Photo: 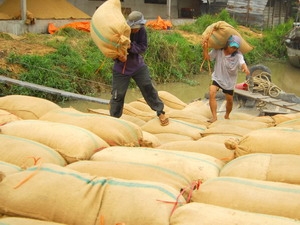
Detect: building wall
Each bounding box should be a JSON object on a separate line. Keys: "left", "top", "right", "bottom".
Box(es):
{"left": 67, "top": 0, "right": 203, "bottom": 19}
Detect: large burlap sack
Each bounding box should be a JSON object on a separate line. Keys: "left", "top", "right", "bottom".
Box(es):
{"left": 157, "top": 91, "right": 187, "bottom": 110}
{"left": 0, "top": 134, "right": 67, "bottom": 168}
{"left": 154, "top": 133, "right": 194, "bottom": 144}
{"left": 182, "top": 100, "right": 212, "bottom": 119}
{"left": 90, "top": 0, "right": 130, "bottom": 59}
{"left": 0, "top": 217, "right": 68, "bottom": 225}
{"left": 192, "top": 176, "right": 300, "bottom": 220}
{"left": 90, "top": 146, "right": 224, "bottom": 191}
{"left": 142, "top": 118, "right": 206, "bottom": 140}
{"left": 137, "top": 98, "right": 173, "bottom": 113}
{"left": 158, "top": 140, "right": 234, "bottom": 161}
{"left": 0, "top": 120, "right": 109, "bottom": 163}
{"left": 220, "top": 153, "right": 300, "bottom": 184}
{"left": 88, "top": 108, "right": 147, "bottom": 126}
{"left": 128, "top": 100, "right": 153, "bottom": 112}
{"left": 199, "top": 134, "right": 240, "bottom": 144}
{"left": 123, "top": 103, "right": 156, "bottom": 122}
{"left": 40, "top": 107, "right": 143, "bottom": 147}
{"left": 208, "top": 119, "right": 270, "bottom": 130}
{"left": 202, "top": 21, "right": 253, "bottom": 54}
{"left": 225, "top": 127, "right": 300, "bottom": 157}
{"left": 276, "top": 118, "right": 300, "bottom": 129}
{"left": 140, "top": 130, "right": 161, "bottom": 147}
{"left": 0, "top": 163, "right": 185, "bottom": 225}
{"left": 0, "top": 95, "right": 61, "bottom": 119}
{"left": 0, "top": 109, "right": 21, "bottom": 125}
{"left": 0, "top": 161, "right": 22, "bottom": 176}
{"left": 167, "top": 109, "right": 210, "bottom": 126}
{"left": 170, "top": 202, "right": 300, "bottom": 225}
{"left": 201, "top": 124, "right": 252, "bottom": 137}
{"left": 271, "top": 112, "right": 300, "bottom": 125}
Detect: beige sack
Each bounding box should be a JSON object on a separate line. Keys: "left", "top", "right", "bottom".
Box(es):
{"left": 201, "top": 124, "right": 252, "bottom": 137}
{"left": 0, "top": 217, "right": 68, "bottom": 225}
{"left": 158, "top": 140, "right": 234, "bottom": 161}
{"left": 168, "top": 109, "right": 210, "bottom": 126}
{"left": 225, "top": 127, "right": 300, "bottom": 157}
{"left": 40, "top": 107, "right": 143, "bottom": 147}
{"left": 0, "top": 163, "right": 185, "bottom": 225}
{"left": 0, "top": 109, "right": 21, "bottom": 125}
{"left": 271, "top": 112, "right": 300, "bottom": 125}
{"left": 170, "top": 202, "right": 300, "bottom": 225}
{"left": 90, "top": 0, "right": 131, "bottom": 59}
{"left": 0, "top": 134, "right": 67, "bottom": 168}
{"left": 154, "top": 133, "right": 194, "bottom": 144}
{"left": 220, "top": 153, "right": 300, "bottom": 184}
{"left": 208, "top": 119, "right": 270, "bottom": 130}
{"left": 142, "top": 118, "right": 206, "bottom": 140}
{"left": 128, "top": 100, "right": 153, "bottom": 112}
{"left": 158, "top": 91, "right": 187, "bottom": 110}
{"left": 0, "top": 161, "right": 22, "bottom": 176}
{"left": 140, "top": 131, "right": 161, "bottom": 147}
{"left": 192, "top": 176, "right": 300, "bottom": 220}
{"left": 199, "top": 134, "right": 240, "bottom": 144}
{"left": 0, "top": 120, "right": 109, "bottom": 163}
{"left": 123, "top": 103, "right": 156, "bottom": 121}
{"left": 276, "top": 118, "right": 300, "bottom": 129}
{"left": 202, "top": 21, "right": 253, "bottom": 54}
{"left": 182, "top": 100, "right": 212, "bottom": 119}
{"left": 91, "top": 146, "right": 224, "bottom": 191}
{"left": 0, "top": 95, "right": 61, "bottom": 119}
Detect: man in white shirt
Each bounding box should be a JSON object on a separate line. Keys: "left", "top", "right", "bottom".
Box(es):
{"left": 203, "top": 35, "right": 250, "bottom": 123}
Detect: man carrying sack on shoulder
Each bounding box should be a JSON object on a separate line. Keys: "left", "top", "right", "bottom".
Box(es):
{"left": 203, "top": 35, "right": 250, "bottom": 123}
{"left": 110, "top": 11, "right": 169, "bottom": 126}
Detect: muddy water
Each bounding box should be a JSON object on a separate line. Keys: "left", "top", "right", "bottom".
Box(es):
{"left": 60, "top": 61, "right": 300, "bottom": 112}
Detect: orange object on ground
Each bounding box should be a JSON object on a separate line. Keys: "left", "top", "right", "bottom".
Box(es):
{"left": 146, "top": 16, "right": 172, "bottom": 30}
{"left": 48, "top": 21, "right": 91, "bottom": 34}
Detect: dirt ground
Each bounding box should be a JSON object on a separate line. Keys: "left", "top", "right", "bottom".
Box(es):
{"left": 0, "top": 34, "right": 56, "bottom": 75}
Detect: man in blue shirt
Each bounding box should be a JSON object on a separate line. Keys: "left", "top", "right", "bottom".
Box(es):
{"left": 110, "top": 11, "right": 169, "bottom": 126}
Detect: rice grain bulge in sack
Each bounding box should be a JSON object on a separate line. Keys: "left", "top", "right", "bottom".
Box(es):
{"left": 0, "top": 163, "right": 185, "bottom": 225}
{"left": 220, "top": 153, "right": 300, "bottom": 184}
{"left": 202, "top": 21, "right": 253, "bottom": 54}
{"left": 0, "top": 95, "right": 61, "bottom": 120}
{"left": 0, "top": 217, "right": 68, "bottom": 225}
{"left": 0, "top": 120, "right": 109, "bottom": 163}
{"left": 0, "top": 134, "right": 67, "bottom": 168}
{"left": 192, "top": 176, "right": 300, "bottom": 220}
{"left": 90, "top": 0, "right": 131, "bottom": 59}
{"left": 225, "top": 127, "right": 300, "bottom": 157}
{"left": 170, "top": 202, "right": 300, "bottom": 225}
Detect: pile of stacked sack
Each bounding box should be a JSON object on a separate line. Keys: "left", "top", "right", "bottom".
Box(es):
{"left": 1, "top": 91, "right": 300, "bottom": 225}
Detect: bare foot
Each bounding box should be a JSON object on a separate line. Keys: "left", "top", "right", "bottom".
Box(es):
{"left": 207, "top": 118, "right": 217, "bottom": 123}
{"left": 159, "top": 113, "right": 169, "bottom": 126}
{"left": 224, "top": 115, "right": 230, "bottom": 120}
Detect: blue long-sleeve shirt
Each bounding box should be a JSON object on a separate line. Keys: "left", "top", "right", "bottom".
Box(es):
{"left": 113, "top": 27, "right": 147, "bottom": 75}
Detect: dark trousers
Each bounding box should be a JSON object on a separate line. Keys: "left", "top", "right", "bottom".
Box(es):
{"left": 109, "top": 65, "right": 164, "bottom": 118}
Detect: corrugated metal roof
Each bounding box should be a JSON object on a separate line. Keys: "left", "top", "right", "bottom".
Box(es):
{"left": 227, "top": 0, "right": 268, "bottom": 15}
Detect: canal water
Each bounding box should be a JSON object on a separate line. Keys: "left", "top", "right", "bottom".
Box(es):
{"left": 61, "top": 61, "right": 300, "bottom": 112}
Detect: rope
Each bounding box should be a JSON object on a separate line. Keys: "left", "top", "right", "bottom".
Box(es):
{"left": 246, "top": 72, "right": 282, "bottom": 98}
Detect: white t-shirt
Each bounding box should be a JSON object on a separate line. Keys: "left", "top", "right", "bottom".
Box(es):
{"left": 209, "top": 49, "right": 245, "bottom": 90}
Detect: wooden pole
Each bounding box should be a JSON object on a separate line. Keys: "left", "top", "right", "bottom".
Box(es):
{"left": 167, "top": 0, "right": 171, "bottom": 20}
{"left": 21, "top": 0, "right": 26, "bottom": 21}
